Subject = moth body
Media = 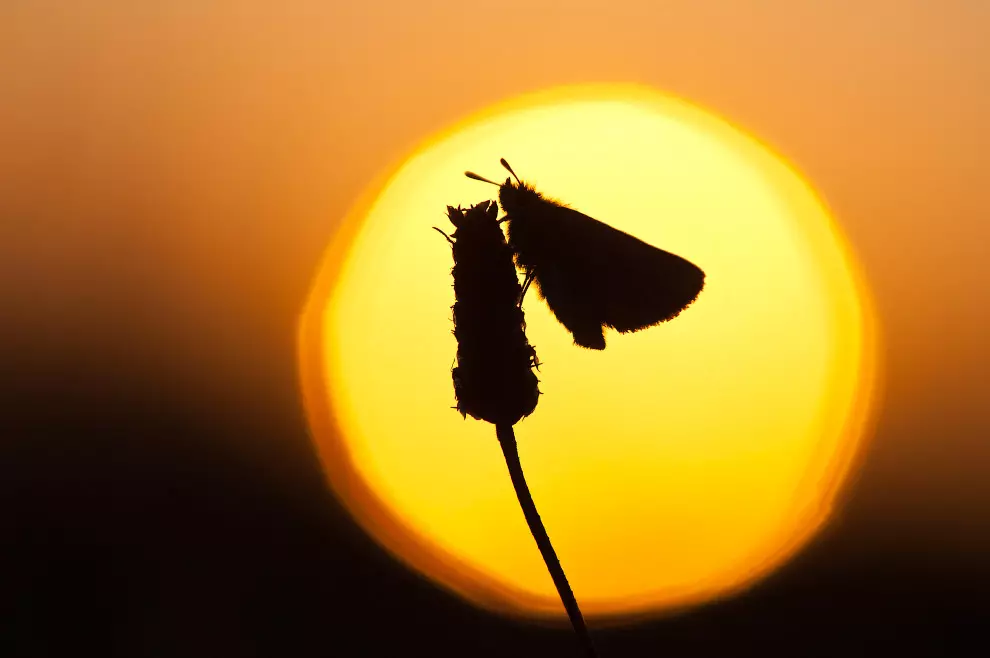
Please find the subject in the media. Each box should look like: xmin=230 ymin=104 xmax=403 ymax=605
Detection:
xmin=467 ymin=159 xmax=706 ymax=350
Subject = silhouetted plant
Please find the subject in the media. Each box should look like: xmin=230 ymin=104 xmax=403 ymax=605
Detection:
xmin=437 ymin=200 xmax=599 ymax=658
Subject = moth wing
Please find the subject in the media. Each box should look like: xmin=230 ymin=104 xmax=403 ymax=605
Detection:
xmin=525 ymin=204 xmax=705 ymax=342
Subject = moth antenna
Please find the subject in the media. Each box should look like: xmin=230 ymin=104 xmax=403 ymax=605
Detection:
xmin=433 ymin=226 xmax=454 ymax=244
xmin=465 ymin=171 xmax=500 ymax=186
xmin=500 ymin=158 xmax=521 ymax=185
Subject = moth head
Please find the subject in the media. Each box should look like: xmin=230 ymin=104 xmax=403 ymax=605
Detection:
xmin=497 ymin=177 xmax=543 ymax=217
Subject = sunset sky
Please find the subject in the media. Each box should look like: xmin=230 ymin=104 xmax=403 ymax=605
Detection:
xmin=3 ymin=1 xmax=989 ymax=654
xmin=301 ymin=87 xmax=878 ymax=619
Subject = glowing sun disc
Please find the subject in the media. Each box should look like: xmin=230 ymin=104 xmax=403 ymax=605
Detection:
xmin=299 ymin=84 xmax=879 ymax=622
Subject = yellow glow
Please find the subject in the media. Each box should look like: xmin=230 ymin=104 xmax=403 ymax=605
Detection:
xmin=299 ymin=85 xmax=878 ymax=621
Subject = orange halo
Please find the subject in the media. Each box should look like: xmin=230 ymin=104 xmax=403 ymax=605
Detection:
xmin=299 ymin=84 xmax=881 ymax=624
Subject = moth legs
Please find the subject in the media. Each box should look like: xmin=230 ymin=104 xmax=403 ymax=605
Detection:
xmin=527 ymin=345 xmax=542 ymax=371
xmin=518 ymin=268 xmax=536 ymax=306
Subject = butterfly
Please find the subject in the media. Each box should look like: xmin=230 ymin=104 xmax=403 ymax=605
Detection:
xmin=465 ymin=159 xmax=706 ymax=350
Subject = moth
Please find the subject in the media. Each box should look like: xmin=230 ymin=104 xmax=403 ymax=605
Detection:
xmin=435 ymin=200 xmax=541 ymax=426
xmin=466 ymin=159 xmax=706 ymax=350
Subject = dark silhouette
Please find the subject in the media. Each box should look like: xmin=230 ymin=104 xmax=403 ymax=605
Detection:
xmin=6 ymin=209 xmax=986 ymax=657
xmin=466 ymin=159 xmax=705 ymax=350
xmin=437 ymin=201 xmax=540 ymax=426
xmin=495 ymin=423 xmax=597 ymax=658
xmin=438 ymin=201 xmax=598 ymax=657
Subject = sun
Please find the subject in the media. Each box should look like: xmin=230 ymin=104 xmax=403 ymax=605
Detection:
xmin=299 ymin=84 xmax=878 ymax=621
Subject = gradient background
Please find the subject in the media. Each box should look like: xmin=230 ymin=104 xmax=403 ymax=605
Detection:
xmin=3 ymin=2 xmax=988 ymax=656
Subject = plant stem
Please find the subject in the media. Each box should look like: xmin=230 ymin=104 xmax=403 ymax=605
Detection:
xmin=495 ymin=423 xmax=599 ymax=658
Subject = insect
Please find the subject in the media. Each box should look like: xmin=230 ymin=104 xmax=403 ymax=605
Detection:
xmin=435 ymin=199 xmax=541 ymax=426
xmin=465 ymin=159 xmax=706 ymax=350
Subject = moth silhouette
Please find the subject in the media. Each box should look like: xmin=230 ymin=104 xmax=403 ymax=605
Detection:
xmin=465 ymin=159 xmax=706 ymax=350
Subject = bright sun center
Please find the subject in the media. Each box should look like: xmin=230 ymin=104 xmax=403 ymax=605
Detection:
xmin=299 ymin=85 xmax=877 ymax=621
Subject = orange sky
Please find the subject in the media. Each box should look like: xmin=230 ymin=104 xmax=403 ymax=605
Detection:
xmin=2 ymin=1 xmax=988 ymax=559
